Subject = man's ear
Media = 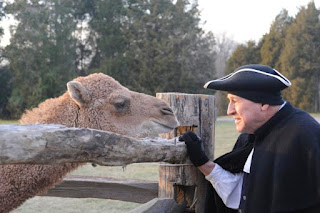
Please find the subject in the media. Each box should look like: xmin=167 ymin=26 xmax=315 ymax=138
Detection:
xmin=67 ymin=81 xmax=91 ymax=108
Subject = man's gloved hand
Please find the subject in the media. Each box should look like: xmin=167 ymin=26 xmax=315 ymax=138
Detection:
xmin=179 ymin=131 xmax=209 ymax=167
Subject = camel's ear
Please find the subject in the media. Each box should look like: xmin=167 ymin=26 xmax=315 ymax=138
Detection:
xmin=67 ymin=81 xmax=91 ymax=108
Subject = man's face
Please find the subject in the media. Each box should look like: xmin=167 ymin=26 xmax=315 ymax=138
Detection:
xmin=227 ymin=94 xmax=265 ymax=134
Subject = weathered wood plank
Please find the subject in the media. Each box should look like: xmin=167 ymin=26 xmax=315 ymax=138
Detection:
xmin=195 ymin=94 xmax=215 ymax=212
xmin=42 ymin=175 xmax=158 ymax=203
xmin=0 ymin=124 xmax=187 ymax=166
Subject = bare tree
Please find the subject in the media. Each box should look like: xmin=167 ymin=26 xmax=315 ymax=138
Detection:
xmin=214 ymin=32 xmax=238 ymax=77
xmin=213 ymin=33 xmax=238 ymax=116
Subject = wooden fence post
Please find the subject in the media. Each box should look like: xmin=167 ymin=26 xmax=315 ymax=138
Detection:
xmin=157 ymin=93 xmax=215 ymax=213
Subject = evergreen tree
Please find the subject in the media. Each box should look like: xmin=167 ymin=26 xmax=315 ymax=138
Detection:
xmin=3 ymin=0 xmax=216 ymax=118
xmin=0 ymin=1 xmax=13 ymax=118
xmin=260 ymin=9 xmax=293 ymax=69
xmin=120 ymin=0 xmax=216 ymax=95
xmin=0 ymin=1 xmax=3 ymax=36
xmin=5 ymin=0 xmax=79 ymax=118
xmin=225 ymin=40 xmax=261 ymax=74
xmin=73 ymin=0 xmax=216 ymax=95
xmin=279 ymin=2 xmax=320 ymax=112
xmin=84 ymin=0 xmax=128 ymax=80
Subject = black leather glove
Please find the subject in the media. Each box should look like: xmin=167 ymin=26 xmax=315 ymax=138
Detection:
xmin=179 ymin=131 xmax=209 ymax=167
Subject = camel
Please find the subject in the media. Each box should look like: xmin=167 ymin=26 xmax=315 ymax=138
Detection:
xmin=0 ymin=73 xmax=178 ymax=212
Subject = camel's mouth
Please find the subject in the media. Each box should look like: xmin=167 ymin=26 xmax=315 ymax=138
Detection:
xmin=151 ymin=120 xmax=177 ymax=131
xmin=137 ymin=120 xmax=177 ymax=138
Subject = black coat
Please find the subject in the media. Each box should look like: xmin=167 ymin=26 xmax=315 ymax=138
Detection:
xmin=206 ymin=102 xmax=320 ymax=213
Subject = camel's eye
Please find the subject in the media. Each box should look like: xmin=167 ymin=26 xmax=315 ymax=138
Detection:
xmin=111 ymin=96 xmax=131 ymax=113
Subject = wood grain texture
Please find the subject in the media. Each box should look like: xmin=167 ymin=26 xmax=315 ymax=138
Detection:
xmin=156 ymin=93 xmax=215 ymax=213
xmin=43 ymin=175 xmax=158 ymax=203
xmin=0 ymin=124 xmax=187 ymax=166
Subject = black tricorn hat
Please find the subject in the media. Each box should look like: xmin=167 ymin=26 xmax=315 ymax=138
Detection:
xmin=204 ymin=64 xmax=291 ymax=105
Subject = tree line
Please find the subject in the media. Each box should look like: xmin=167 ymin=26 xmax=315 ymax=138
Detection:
xmin=0 ymin=1 xmax=320 ymax=120
xmin=225 ymin=2 xmax=320 ymax=113
xmin=0 ymin=0 xmax=216 ymax=119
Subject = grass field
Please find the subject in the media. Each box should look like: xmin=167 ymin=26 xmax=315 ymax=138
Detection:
xmin=0 ymin=119 xmax=18 ymax=124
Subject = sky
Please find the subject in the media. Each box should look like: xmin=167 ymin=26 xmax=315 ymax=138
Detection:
xmin=198 ymin=0 xmax=320 ymax=43
xmin=1 ymin=0 xmax=320 ymax=46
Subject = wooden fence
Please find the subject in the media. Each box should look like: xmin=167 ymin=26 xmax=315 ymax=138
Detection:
xmin=0 ymin=93 xmax=215 ymax=213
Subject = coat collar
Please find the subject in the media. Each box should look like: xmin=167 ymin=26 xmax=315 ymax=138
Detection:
xmin=254 ymin=102 xmax=294 ymax=141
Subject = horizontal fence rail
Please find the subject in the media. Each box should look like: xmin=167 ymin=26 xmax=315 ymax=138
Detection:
xmin=43 ymin=175 xmax=158 ymax=203
xmin=0 ymin=124 xmax=187 ymax=166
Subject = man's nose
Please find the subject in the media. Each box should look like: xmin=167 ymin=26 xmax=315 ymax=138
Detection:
xmin=227 ymin=102 xmax=235 ymax=115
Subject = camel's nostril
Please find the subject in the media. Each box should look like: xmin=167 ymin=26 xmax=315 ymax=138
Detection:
xmin=161 ymin=107 xmax=174 ymax=115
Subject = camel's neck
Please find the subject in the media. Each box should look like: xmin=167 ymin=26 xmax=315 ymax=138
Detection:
xmin=20 ymin=93 xmax=79 ymax=127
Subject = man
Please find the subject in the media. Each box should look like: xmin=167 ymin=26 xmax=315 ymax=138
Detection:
xmin=179 ymin=64 xmax=320 ymax=213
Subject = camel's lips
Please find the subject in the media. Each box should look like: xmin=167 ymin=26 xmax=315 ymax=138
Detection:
xmin=151 ymin=120 xmax=177 ymax=130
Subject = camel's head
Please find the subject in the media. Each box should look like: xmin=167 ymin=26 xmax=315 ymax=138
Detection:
xmin=67 ymin=73 xmax=178 ymax=137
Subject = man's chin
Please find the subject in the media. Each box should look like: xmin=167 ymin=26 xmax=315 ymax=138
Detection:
xmin=235 ymin=125 xmax=243 ymax=133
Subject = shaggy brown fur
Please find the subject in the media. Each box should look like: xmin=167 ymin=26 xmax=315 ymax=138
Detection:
xmin=0 ymin=73 xmax=178 ymax=212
